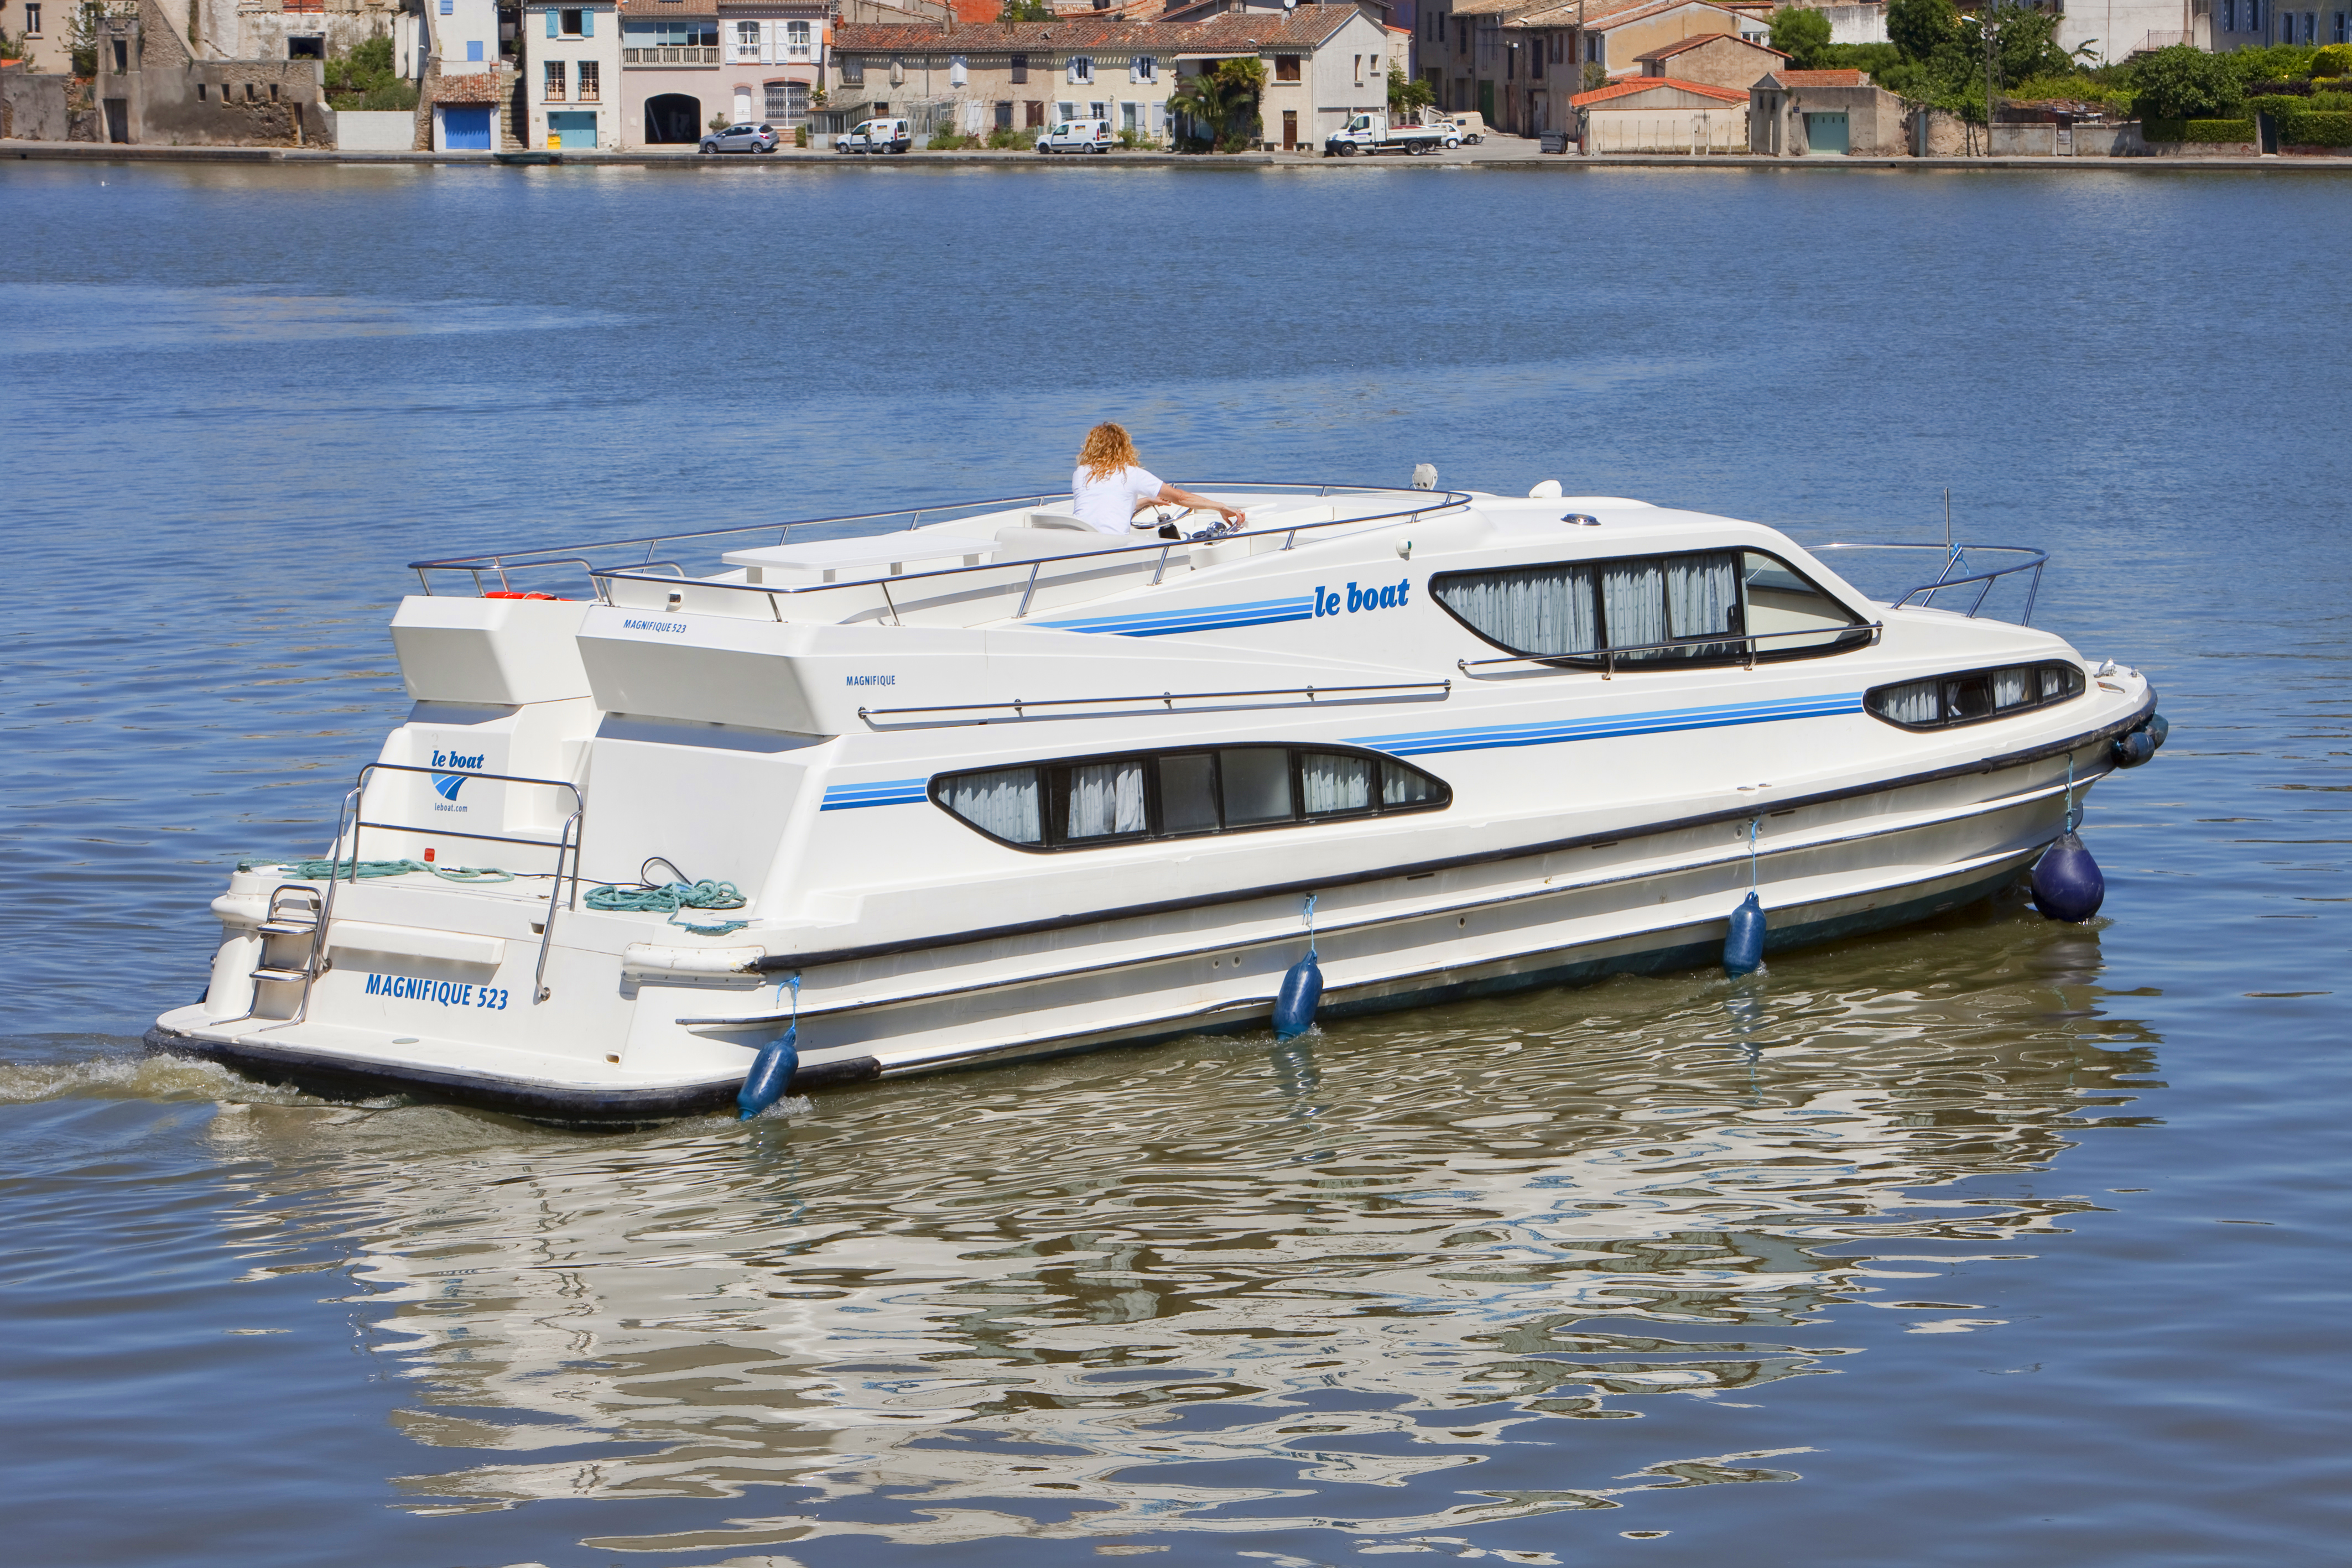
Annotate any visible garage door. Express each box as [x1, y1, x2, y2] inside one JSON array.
[[442, 106, 492, 150], [548, 110, 597, 149], [1803, 111, 1849, 155]]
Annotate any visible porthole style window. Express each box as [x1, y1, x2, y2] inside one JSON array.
[[1864, 660, 2085, 731], [933, 746, 1451, 851], [1430, 549, 1869, 668]]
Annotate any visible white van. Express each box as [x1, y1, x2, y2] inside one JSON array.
[[836, 117, 912, 154], [1035, 118, 1115, 154]]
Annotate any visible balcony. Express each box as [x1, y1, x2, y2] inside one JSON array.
[[622, 45, 720, 64]]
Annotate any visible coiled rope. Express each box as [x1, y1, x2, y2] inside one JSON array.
[[238, 857, 516, 884], [585, 859, 751, 935]]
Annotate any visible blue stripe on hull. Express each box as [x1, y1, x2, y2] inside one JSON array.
[[821, 778, 929, 810], [1346, 692, 1865, 757], [1037, 596, 1315, 638]]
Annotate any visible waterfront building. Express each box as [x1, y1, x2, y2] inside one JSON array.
[[1749, 66, 1905, 155], [620, 0, 826, 148], [519, 0, 621, 147]]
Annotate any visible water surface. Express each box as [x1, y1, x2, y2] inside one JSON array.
[[2, 162, 2348, 1567]]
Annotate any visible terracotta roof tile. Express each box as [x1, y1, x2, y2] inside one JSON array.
[[1768, 67, 1870, 86], [1572, 73, 1747, 106], [832, 8, 1356, 54], [431, 71, 505, 103], [1634, 30, 1782, 60]]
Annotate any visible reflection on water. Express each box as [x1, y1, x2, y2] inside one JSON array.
[[176, 901, 2154, 1552]]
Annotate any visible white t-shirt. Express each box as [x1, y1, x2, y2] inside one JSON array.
[[1070, 463, 1164, 535]]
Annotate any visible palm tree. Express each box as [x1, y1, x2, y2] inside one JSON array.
[[1168, 58, 1266, 151]]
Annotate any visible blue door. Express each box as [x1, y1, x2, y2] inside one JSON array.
[[443, 106, 492, 150], [548, 110, 597, 149], [1803, 111, 1849, 155]]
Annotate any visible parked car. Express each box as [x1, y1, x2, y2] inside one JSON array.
[[700, 122, 778, 154], [836, 117, 913, 154], [1444, 111, 1487, 144], [1035, 118, 1115, 153]]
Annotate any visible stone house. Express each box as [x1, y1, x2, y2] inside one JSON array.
[[1419, 0, 1751, 132], [1630, 28, 1780, 90], [824, 19, 1178, 140], [1748, 66, 1902, 154], [518, 0, 620, 146], [1573, 71, 1744, 150], [228, 0, 404, 65], [2, 0, 75, 74], [1175, 7, 1393, 151], [92, 0, 332, 143]]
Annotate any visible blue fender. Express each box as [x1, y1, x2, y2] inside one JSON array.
[[1273, 952, 1324, 1041], [737, 1025, 799, 1120], [1723, 890, 1766, 977], [2032, 833, 2105, 923]]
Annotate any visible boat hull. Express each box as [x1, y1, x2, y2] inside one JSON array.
[[148, 851, 2032, 1124]]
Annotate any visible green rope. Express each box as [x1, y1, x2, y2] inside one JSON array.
[[585, 878, 751, 936], [238, 857, 516, 884]]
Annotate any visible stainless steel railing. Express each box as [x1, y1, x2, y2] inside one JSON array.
[[405, 484, 1474, 611], [1812, 543, 2048, 623], [311, 762, 586, 1008], [1455, 621, 1884, 678]]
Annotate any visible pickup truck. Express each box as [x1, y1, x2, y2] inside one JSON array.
[[1321, 111, 1459, 157]]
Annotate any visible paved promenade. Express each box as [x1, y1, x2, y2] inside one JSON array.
[[6, 136, 2340, 171]]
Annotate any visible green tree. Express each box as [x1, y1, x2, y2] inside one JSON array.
[[997, 0, 1053, 19], [1167, 57, 1263, 151], [1770, 6, 1833, 68], [1976, 6, 2072, 86], [2127, 41, 2242, 118], [1887, 0, 1957, 61], [1387, 64, 1435, 116]]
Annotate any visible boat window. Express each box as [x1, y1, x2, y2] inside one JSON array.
[[1158, 751, 1219, 835], [938, 766, 1043, 845], [933, 745, 1450, 850], [1864, 661, 2085, 732], [1221, 748, 1293, 826], [1431, 548, 1865, 667]]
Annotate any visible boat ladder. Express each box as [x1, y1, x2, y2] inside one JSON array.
[[238, 884, 329, 1026]]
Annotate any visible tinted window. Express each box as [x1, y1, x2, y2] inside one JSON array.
[[934, 746, 1449, 851], [1432, 548, 1866, 667], [1865, 661, 2085, 731]]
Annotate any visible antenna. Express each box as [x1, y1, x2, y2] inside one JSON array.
[[1943, 487, 1952, 554]]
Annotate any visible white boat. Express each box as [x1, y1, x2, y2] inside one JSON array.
[[147, 481, 2166, 1121]]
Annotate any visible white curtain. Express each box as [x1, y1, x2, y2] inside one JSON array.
[[1435, 565, 1599, 656], [1381, 762, 1434, 807], [1066, 760, 1146, 839], [1993, 666, 2031, 710], [944, 767, 1041, 843], [1300, 753, 1371, 816], [1601, 561, 1666, 655], [1870, 679, 1939, 726], [2038, 666, 2075, 702], [1667, 552, 1738, 636]]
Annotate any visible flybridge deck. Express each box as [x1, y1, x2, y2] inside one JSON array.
[[148, 480, 2155, 1121]]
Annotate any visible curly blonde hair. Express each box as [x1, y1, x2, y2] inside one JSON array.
[[1077, 422, 1141, 481]]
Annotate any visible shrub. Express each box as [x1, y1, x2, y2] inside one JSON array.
[[2280, 107, 2352, 143], [2139, 116, 2186, 141], [2314, 43, 2352, 76], [794, 124, 807, 147], [2130, 43, 2242, 119], [926, 129, 980, 149], [324, 33, 418, 111], [2183, 117, 2256, 141], [985, 125, 1028, 149]]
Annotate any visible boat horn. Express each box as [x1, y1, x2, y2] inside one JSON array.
[[1724, 819, 1766, 978], [1273, 895, 1324, 1042], [2032, 758, 2105, 923], [738, 975, 800, 1120]]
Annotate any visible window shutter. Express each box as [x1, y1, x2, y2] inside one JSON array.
[[580, 8, 591, 35], [545, 9, 556, 37]]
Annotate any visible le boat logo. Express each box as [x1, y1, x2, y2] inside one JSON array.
[[1315, 578, 1411, 618], [429, 750, 485, 814]]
